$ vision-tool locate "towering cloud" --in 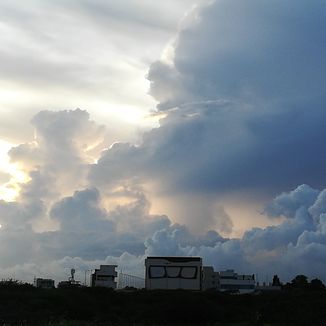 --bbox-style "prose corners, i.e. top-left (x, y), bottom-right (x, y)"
top-left (149, 0), bottom-right (326, 193)
top-left (90, 0), bottom-right (326, 202)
